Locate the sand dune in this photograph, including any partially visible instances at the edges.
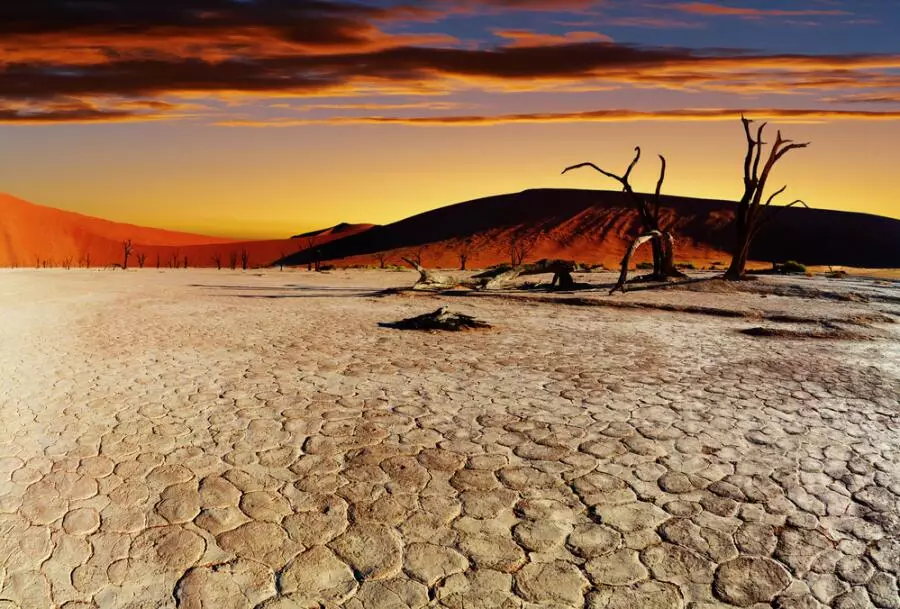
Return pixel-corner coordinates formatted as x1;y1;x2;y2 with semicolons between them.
0;193;372;268
282;189;900;270
4;189;899;271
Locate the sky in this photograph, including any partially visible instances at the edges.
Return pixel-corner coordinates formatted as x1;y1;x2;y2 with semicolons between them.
0;0;898;238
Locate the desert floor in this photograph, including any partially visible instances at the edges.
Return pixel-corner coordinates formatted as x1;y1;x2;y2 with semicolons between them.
0;268;898;609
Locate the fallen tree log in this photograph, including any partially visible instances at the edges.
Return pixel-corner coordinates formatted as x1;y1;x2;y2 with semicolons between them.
404;258;578;291
402;258;461;290
473;259;577;290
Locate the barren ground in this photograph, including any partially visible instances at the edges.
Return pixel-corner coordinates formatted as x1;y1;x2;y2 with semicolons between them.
0;268;898;609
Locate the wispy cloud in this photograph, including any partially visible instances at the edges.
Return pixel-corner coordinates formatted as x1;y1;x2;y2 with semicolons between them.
667;2;850;18
219;107;900;127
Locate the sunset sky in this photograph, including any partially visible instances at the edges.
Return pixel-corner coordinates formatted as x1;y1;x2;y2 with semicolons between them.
0;0;898;238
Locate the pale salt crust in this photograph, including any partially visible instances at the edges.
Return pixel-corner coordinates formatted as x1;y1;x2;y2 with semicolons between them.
0;268;897;609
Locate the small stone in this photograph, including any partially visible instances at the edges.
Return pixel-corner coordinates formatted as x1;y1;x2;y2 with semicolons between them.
714;557;792;607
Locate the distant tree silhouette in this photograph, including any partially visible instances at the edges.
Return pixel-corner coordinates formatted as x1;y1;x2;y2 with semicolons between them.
240;249;249;270
156;254;160;269
170;250;180;269
81;253;92;269
136;252;147;268
122;239;133;269
278;251;286;271
563;147;685;292
212;253;222;270
303;236;321;271
183;256;189;269
62;256;73;270
457;238;473;271
507;232;537;267
725;116;810;280
409;246;425;268
374;251;389;269
229;251;238;270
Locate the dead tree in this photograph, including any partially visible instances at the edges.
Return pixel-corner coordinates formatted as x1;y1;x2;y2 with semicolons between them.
374;252;389;269
278;251;286;271
170;250;180;269
183;256;189;269
404;257;576;291
212;253;222;270
507;232;537;267
301;236;322;271
136;252;147;269
240;249;249;271
82;253;92;269
457;238;473;271
725;116;810;280
474;259;577;290
156;254;160;270
409;247;425;267
122;239;133;270
563;147;684;291
62;256;73;270
229;251;238;270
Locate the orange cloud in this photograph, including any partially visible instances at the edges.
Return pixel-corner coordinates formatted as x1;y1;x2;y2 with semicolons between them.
218;108;900;127
493;29;613;47
669;2;850;17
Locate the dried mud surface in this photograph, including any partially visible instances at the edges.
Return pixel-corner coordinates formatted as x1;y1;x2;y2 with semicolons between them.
0;268;898;609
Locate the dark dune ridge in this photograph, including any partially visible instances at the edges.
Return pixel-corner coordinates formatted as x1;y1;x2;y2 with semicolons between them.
281;189;900;270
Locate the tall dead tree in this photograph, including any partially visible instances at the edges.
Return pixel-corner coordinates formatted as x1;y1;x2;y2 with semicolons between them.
563;147;684;292
374;252;389;269
725;116;810;280
136;252;147;269
240;249;249;271
229;251;238;270
212;253;222;270
122;239;133;270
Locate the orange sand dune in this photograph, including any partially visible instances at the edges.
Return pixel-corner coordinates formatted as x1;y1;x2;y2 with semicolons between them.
281;189;900;270
0;193;373;268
